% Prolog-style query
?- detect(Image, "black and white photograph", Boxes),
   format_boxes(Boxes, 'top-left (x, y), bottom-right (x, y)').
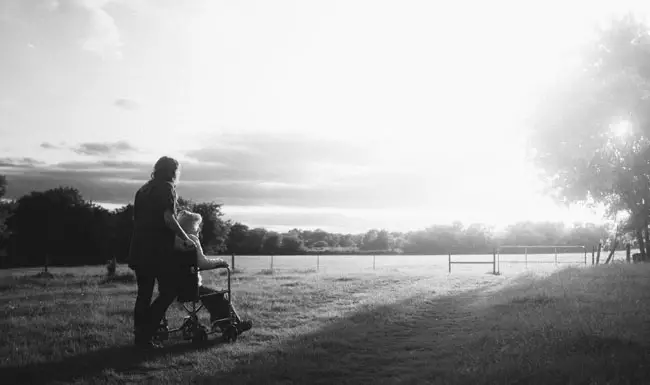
top-left (1, 0), bottom-right (650, 384)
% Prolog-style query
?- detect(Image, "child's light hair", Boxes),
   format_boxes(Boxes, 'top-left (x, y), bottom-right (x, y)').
top-left (177, 210), bottom-right (202, 235)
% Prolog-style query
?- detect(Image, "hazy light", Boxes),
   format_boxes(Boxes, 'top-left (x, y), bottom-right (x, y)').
top-left (610, 120), bottom-right (633, 139)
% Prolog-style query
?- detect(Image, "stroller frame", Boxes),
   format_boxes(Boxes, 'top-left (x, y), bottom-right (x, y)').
top-left (155, 265), bottom-right (244, 344)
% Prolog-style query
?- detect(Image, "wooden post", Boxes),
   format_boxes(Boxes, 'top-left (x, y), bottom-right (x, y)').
top-left (592, 245), bottom-right (595, 265)
top-left (525, 247), bottom-right (528, 269)
top-left (584, 247), bottom-right (587, 266)
top-left (596, 243), bottom-right (602, 264)
top-left (493, 249), bottom-right (496, 274)
top-left (231, 254), bottom-right (235, 270)
top-left (317, 254), bottom-right (320, 271)
top-left (270, 254), bottom-right (274, 270)
top-left (373, 255), bottom-right (376, 270)
top-left (626, 243), bottom-right (631, 263)
top-left (448, 253), bottom-right (451, 274)
top-left (605, 240), bottom-right (618, 264)
top-left (554, 247), bottom-right (558, 266)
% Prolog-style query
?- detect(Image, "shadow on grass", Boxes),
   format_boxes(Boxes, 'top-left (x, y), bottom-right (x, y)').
top-left (0, 337), bottom-right (224, 385)
top-left (189, 266), bottom-right (650, 385)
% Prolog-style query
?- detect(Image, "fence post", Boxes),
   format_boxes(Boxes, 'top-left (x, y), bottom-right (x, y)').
top-left (270, 254), bottom-right (274, 270)
top-left (493, 249), bottom-right (496, 274)
top-left (592, 245), bottom-right (595, 265)
top-left (584, 247), bottom-right (587, 266)
top-left (231, 254), bottom-right (235, 271)
top-left (596, 243), bottom-right (602, 265)
top-left (626, 243), bottom-right (631, 263)
top-left (448, 253), bottom-right (451, 274)
top-left (525, 247), bottom-right (528, 269)
top-left (554, 247), bottom-right (558, 266)
top-left (373, 255), bottom-right (376, 270)
top-left (317, 253), bottom-right (320, 271)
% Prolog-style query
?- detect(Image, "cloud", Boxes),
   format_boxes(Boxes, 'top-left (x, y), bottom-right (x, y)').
top-left (72, 140), bottom-right (137, 156)
top-left (114, 98), bottom-right (139, 110)
top-left (0, 130), bottom-right (537, 232)
top-left (0, 0), bottom-right (124, 58)
top-left (0, 157), bottom-right (44, 168)
top-left (2, 131), bottom-right (449, 213)
top-left (76, 0), bottom-right (122, 58)
top-left (40, 142), bottom-right (59, 149)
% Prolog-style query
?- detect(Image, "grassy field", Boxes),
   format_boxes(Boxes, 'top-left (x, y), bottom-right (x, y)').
top-left (1, 261), bottom-right (650, 384)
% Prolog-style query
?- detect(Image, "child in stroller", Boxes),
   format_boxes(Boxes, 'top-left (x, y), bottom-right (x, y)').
top-left (164, 210), bottom-right (252, 337)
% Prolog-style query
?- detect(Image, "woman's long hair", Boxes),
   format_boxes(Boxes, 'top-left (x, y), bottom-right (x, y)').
top-left (151, 156), bottom-right (180, 183)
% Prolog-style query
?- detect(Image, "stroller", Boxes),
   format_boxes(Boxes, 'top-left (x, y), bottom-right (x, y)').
top-left (154, 251), bottom-right (245, 344)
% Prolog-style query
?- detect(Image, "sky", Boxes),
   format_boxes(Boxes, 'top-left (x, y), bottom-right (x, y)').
top-left (1, 0), bottom-right (649, 233)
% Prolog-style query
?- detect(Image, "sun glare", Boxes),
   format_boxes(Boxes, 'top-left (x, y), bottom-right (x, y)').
top-left (610, 120), bottom-right (633, 138)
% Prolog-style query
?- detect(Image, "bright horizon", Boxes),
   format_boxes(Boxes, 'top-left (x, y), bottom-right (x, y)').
top-left (1, 0), bottom-right (648, 233)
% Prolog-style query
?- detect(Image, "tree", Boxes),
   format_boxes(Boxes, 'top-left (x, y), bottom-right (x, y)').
top-left (246, 228), bottom-right (268, 254)
top-left (375, 229), bottom-right (393, 250)
top-left (110, 204), bottom-right (134, 261)
top-left (281, 234), bottom-right (305, 253)
top-left (0, 175), bottom-right (6, 199)
top-left (177, 197), bottom-right (230, 254)
top-left (262, 232), bottom-right (282, 254)
top-left (312, 240), bottom-right (328, 249)
top-left (361, 229), bottom-right (379, 250)
top-left (529, 14), bottom-right (650, 259)
top-left (226, 222), bottom-right (249, 254)
top-left (0, 175), bottom-right (10, 239)
top-left (5, 186), bottom-right (110, 266)
top-left (177, 196), bottom-right (195, 212)
top-left (0, 197), bottom-right (16, 268)
top-left (192, 202), bottom-right (230, 254)
top-left (339, 234), bottom-right (356, 248)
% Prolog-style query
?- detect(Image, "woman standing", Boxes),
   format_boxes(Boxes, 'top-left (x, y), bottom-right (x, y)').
top-left (127, 156), bottom-right (194, 348)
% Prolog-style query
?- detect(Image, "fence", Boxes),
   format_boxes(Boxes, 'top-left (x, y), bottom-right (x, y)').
top-left (228, 253), bottom-right (500, 274)
top-left (217, 246), bottom-right (620, 275)
top-left (228, 253), bottom-right (383, 273)
top-left (448, 251), bottom-right (497, 274)
top-left (497, 245), bottom-right (588, 270)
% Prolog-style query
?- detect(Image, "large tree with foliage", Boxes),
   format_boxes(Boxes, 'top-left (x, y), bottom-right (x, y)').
top-left (0, 175), bottom-right (13, 267)
top-left (0, 175), bottom-right (6, 199)
top-left (529, 14), bottom-right (650, 258)
top-left (6, 186), bottom-right (110, 265)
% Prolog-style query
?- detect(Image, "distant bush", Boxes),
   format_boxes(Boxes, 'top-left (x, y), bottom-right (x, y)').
top-left (106, 257), bottom-right (117, 277)
top-left (312, 241), bottom-right (328, 248)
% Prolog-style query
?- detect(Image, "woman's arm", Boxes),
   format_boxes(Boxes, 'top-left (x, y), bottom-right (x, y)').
top-left (157, 181), bottom-right (192, 244)
top-left (164, 209), bottom-right (192, 243)
top-left (188, 234), bottom-right (228, 269)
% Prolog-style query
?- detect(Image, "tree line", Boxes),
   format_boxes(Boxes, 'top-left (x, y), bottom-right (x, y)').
top-left (0, 177), bottom-right (616, 268)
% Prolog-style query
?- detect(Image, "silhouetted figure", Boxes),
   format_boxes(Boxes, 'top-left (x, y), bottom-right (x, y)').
top-left (127, 156), bottom-right (194, 349)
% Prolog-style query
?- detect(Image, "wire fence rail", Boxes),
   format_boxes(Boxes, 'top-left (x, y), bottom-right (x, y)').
top-left (2, 244), bottom-right (638, 278)
top-left (223, 247), bottom-right (616, 275)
